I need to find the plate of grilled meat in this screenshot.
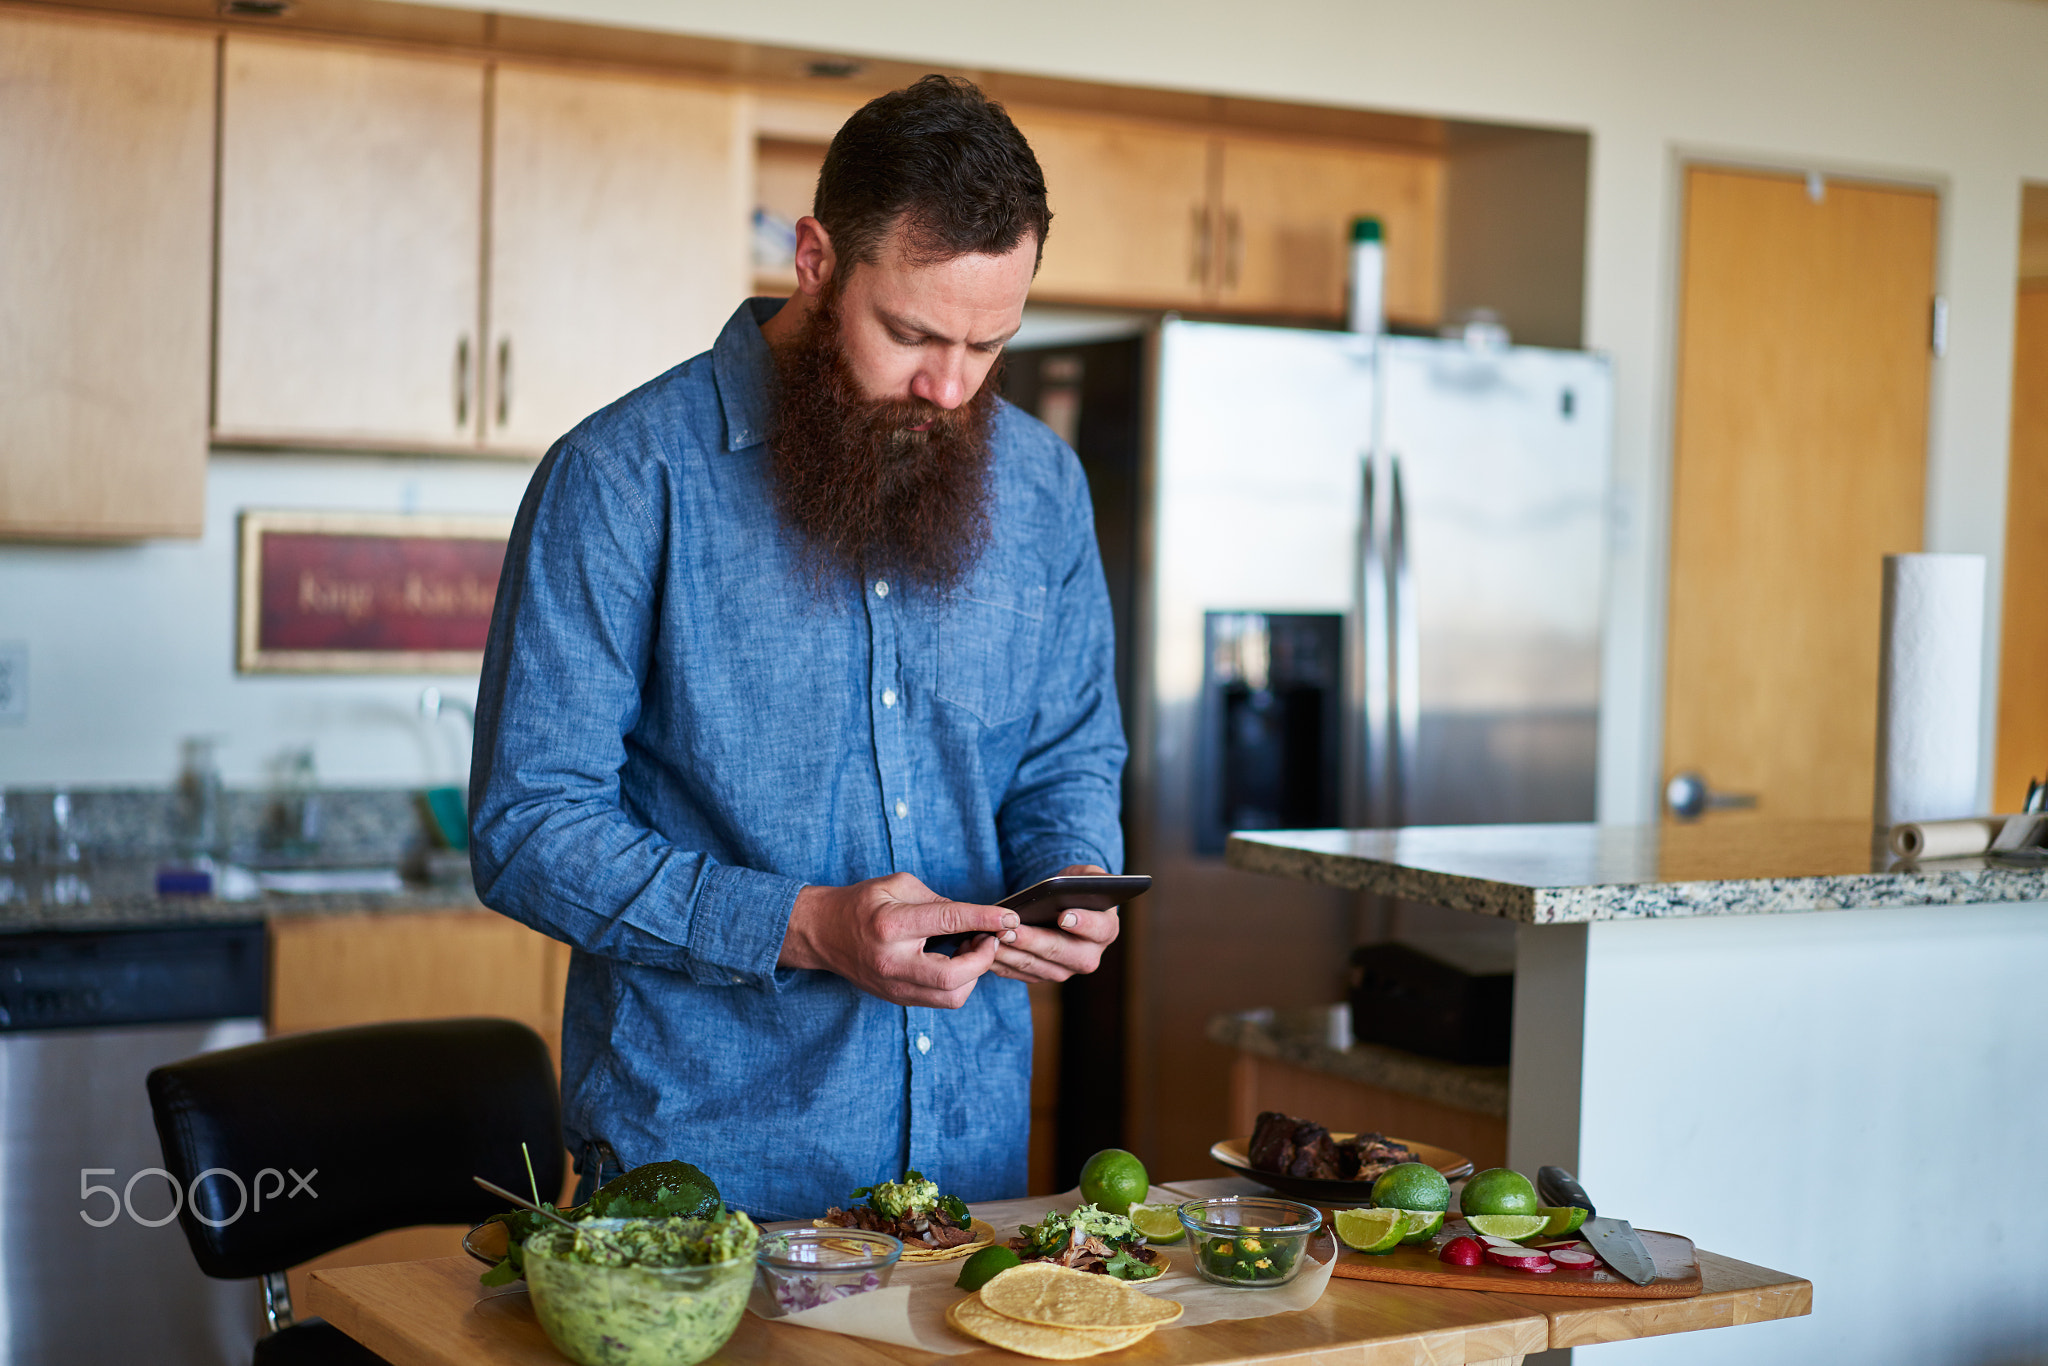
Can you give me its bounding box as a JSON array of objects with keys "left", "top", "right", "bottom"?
[{"left": 1211, "top": 1110, "right": 1475, "bottom": 1204}]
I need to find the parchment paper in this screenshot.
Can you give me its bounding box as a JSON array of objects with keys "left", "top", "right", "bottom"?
[{"left": 748, "top": 1188, "right": 1336, "bottom": 1355}]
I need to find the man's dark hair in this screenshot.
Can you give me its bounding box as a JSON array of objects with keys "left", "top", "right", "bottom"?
[{"left": 814, "top": 75, "right": 1051, "bottom": 274}]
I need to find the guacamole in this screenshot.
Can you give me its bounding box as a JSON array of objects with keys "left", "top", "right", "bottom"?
[
  {"left": 524, "top": 1214, "right": 759, "bottom": 1366},
  {"left": 850, "top": 1172, "right": 940, "bottom": 1221}
]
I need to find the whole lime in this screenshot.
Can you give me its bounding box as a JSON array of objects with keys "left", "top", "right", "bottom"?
[
  {"left": 1078, "top": 1148, "right": 1149, "bottom": 1216},
  {"left": 955, "top": 1244, "right": 1023, "bottom": 1291},
  {"left": 1369, "top": 1162, "right": 1451, "bottom": 1214},
  {"left": 1459, "top": 1168, "right": 1539, "bottom": 1218}
]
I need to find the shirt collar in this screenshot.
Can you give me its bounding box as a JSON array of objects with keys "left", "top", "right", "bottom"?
[{"left": 712, "top": 297, "right": 787, "bottom": 453}]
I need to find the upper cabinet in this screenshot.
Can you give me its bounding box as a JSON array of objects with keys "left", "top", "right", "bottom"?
[
  {"left": 216, "top": 40, "right": 746, "bottom": 457},
  {"left": 1006, "top": 111, "right": 1442, "bottom": 323},
  {"left": 1018, "top": 111, "right": 1214, "bottom": 310},
  {"left": 485, "top": 66, "right": 745, "bottom": 452},
  {"left": 216, "top": 39, "right": 485, "bottom": 451},
  {"left": 1215, "top": 135, "right": 1444, "bottom": 325},
  {"left": 0, "top": 11, "right": 215, "bottom": 540}
]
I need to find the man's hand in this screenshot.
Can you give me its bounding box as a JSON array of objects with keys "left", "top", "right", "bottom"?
[
  {"left": 990, "top": 863, "right": 1122, "bottom": 984},
  {"left": 779, "top": 872, "right": 1019, "bottom": 1009}
]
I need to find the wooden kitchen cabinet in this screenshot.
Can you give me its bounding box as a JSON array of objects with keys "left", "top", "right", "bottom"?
[
  {"left": 0, "top": 10, "right": 214, "bottom": 539},
  {"left": 217, "top": 41, "right": 746, "bottom": 456},
  {"left": 268, "top": 909, "right": 571, "bottom": 1065},
  {"left": 484, "top": 66, "right": 747, "bottom": 453},
  {"left": 1215, "top": 135, "right": 1444, "bottom": 325},
  {"left": 1014, "top": 110, "right": 1215, "bottom": 310},
  {"left": 216, "top": 38, "right": 485, "bottom": 451}
]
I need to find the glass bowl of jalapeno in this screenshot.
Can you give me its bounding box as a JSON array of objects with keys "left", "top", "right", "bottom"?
[{"left": 1177, "top": 1197, "right": 1323, "bottom": 1288}]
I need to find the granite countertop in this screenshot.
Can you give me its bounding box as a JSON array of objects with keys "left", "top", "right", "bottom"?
[
  {"left": 0, "top": 858, "right": 484, "bottom": 934},
  {"left": 1207, "top": 1006, "right": 1509, "bottom": 1118},
  {"left": 1227, "top": 820, "right": 2048, "bottom": 925}
]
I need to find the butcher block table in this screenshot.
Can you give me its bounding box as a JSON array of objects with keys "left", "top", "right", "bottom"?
[{"left": 301, "top": 1179, "right": 1808, "bottom": 1365}]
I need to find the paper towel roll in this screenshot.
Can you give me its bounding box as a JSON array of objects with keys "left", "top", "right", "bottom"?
[
  {"left": 1888, "top": 817, "right": 2003, "bottom": 860},
  {"left": 1873, "top": 554, "right": 1985, "bottom": 827}
]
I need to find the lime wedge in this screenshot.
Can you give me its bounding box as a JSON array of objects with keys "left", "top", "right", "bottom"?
[
  {"left": 1128, "top": 1203, "right": 1186, "bottom": 1244},
  {"left": 1334, "top": 1207, "right": 1406, "bottom": 1254},
  {"left": 1464, "top": 1214, "right": 1548, "bottom": 1242},
  {"left": 1537, "top": 1206, "right": 1588, "bottom": 1237},
  {"left": 1398, "top": 1209, "right": 1446, "bottom": 1245}
]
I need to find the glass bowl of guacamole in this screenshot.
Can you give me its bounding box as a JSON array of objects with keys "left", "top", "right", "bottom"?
[{"left": 523, "top": 1212, "right": 759, "bottom": 1366}]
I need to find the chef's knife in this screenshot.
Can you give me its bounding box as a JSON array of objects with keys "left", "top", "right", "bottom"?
[{"left": 1535, "top": 1166, "right": 1656, "bottom": 1286}]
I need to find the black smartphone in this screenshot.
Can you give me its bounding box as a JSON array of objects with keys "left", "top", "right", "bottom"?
[
  {"left": 924, "top": 874, "right": 1150, "bottom": 953},
  {"left": 996, "top": 874, "right": 1151, "bottom": 925}
]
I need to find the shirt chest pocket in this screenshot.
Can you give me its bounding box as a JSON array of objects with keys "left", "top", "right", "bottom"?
[{"left": 933, "top": 575, "right": 1049, "bottom": 727}]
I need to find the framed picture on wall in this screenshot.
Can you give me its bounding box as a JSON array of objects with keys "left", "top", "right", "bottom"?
[{"left": 236, "top": 510, "right": 514, "bottom": 673}]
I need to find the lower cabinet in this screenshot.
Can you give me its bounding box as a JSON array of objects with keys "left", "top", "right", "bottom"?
[{"left": 269, "top": 907, "right": 572, "bottom": 1302}]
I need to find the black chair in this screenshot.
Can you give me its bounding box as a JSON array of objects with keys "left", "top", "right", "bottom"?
[{"left": 147, "top": 1017, "right": 565, "bottom": 1366}]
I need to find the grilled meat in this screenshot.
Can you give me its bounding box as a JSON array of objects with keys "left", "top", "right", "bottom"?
[
  {"left": 1249, "top": 1111, "right": 1414, "bottom": 1183},
  {"left": 823, "top": 1201, "right": 976, "bottom": 1250}
]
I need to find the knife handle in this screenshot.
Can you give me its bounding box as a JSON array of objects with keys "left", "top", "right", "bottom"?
[{"left": 1536, "top": 1166, "right": 1596, "bottom": 1216}]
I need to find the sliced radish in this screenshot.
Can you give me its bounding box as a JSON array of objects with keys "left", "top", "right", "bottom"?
[
  {"left": 1485, "top": 1246, "right": 1556, "bottom": 1272},
  {"left": 1549, "top": 1250, "right": 1597, "bottom": 1268},
  {"left": 1536, "top": 1240, "right": 1588, "bottom": 1252},
  {"left": 1438, "top": 1237, "right": 1484, "bottom": 1267},
  {"left": 1478, "top": 1235, "right": 1525, "bottom": 1248}
]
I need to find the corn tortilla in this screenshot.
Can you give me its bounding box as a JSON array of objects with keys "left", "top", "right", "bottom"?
[
  {"left": 946, "top": 1295, "right": 1156, "bottom": 1358},
  {"left": 809, "top": 1217, "right": 995, "bottom": 1263},
  {"left": 979, "top": 1261, "right": 1184, "bottom": 1328}
]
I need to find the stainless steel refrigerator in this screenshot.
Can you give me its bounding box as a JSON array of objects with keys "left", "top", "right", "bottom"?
[{"left": 1005, "top": 318, "right": 1612, "bottom": 1179}]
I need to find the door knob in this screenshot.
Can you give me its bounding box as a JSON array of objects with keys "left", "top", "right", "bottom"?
[{"left": 1665, "top": 771, "right": 1759, "bottom": 820}]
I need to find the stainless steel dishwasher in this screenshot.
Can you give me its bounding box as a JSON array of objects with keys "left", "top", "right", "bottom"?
[{"left": 0, "top": 923, "right": 266, "bottom": 1365}]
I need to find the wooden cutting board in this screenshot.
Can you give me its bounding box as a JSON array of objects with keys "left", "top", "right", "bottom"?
[{"left": 1333, "top": 1223, "right": 1702, "bottom": 1298}]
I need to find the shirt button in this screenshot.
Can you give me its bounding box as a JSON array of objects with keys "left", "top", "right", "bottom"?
[
  {"left": 874, "top": 580, "right": 889, "bottom": 598},
  {"left": 730, "top": 974, "right": 744, "bottom": 985},
  {"left": 894, "top": 799, "right": 908, "bottom": 818},
  {"left": 882, "top": 689, "right": 897, "bottom": 708},
  {"left": 916, "top": 1034, "right": 931, "bottom": 1054}
]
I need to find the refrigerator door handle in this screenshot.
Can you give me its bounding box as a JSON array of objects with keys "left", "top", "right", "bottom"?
[
  {"left": 1389, "top": 452, "right": 1419, "bottom": 826},
  {"left": 1352, "top": 456, "right": 1388, "bottom": 826}
]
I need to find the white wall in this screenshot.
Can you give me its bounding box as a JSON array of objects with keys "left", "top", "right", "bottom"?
[
  {"left": 0, "top": 455, "right": 534, "bottom": 787},
  {"left": 414, "top": 0, "right": 2048, "bottom": 820}
]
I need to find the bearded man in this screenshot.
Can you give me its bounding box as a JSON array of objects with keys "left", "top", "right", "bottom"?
[{"left": 470, "top": 75, "right": 1125, "bottom": 1219}]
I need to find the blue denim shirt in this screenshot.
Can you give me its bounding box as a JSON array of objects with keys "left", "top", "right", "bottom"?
[{"left": 470, "top": 299, "right": 1125, "bottom": 1220}]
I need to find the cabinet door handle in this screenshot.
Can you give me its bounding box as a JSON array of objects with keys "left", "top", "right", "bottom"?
[
  {"left": 454, "top": 335, "right": 472, "bottom": 428},
  {"left": 495, "top": 338, "right": 512, "bottom": 427},
  {"left": 1190, "top": 204, "right": 1211, "bottom": 287},
  {"left": 1222, "top": 209, "right": 1243, "bottom": 290}
]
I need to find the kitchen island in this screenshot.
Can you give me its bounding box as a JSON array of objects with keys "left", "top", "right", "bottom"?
[{"left": 1229, "top": 821, "right": 2048, "bottom": 1365}]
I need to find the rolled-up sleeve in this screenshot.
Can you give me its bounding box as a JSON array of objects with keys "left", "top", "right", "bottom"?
[
  {"left": 469, "top": 439, "right": 802, "bottom": 989},
  {"left": 995, "top": 452, "right": 1127, "bottom": 886}
]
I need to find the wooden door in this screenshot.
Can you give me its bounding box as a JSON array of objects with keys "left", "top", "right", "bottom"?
[
  {"left": 1216, "top": 135, "right": 1443, "bottom": 325},
  {"left": 1663, "top": 167, "right": 1937, "bottom": 820},
  {"left": 215, "top": 38, "right": 484, "bottom": 450},
  {"left": 0, "top": 11, "right": 214, "bottom": 539},
  {"left": 486, "top": 66, "right": 746, "bottom": 454},
  {"left": 1995, "top": 277, "right": 2048, "bottom": 808},
  {"left": 1009, "top": 109, "right": 1212, "bottom": 309}
]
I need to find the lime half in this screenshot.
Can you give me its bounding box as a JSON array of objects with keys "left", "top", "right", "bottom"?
[
  {"left": 1537, "top": 1206, "right": 1589, "bottom": 1237},
  {"left": 1334, "top": 1207, "right": 1407, "bottom": 1254},
  {"left": 1464, "top": 1213, "right": 1548, "bottom": 1242},
  {"left": 1128, "top": 1203, "right": 1186, "bottom": 1244},
  {"left": 1398, "top": 1210, "right": 1446, "bottom": 1245}
]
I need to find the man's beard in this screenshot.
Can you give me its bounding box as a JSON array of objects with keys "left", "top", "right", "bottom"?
[{"left": 768, "top": 286, "right": 997, "bottom": 596}]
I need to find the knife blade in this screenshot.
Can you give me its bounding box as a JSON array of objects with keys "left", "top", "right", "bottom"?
[{"left": 1534, "top": 1167, "right": 1656, "bottom": 1285}]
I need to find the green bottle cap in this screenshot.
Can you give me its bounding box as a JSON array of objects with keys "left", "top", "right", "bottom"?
[{"left": 1351, "top": 217, "right": 1383, "bottom": 243}]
